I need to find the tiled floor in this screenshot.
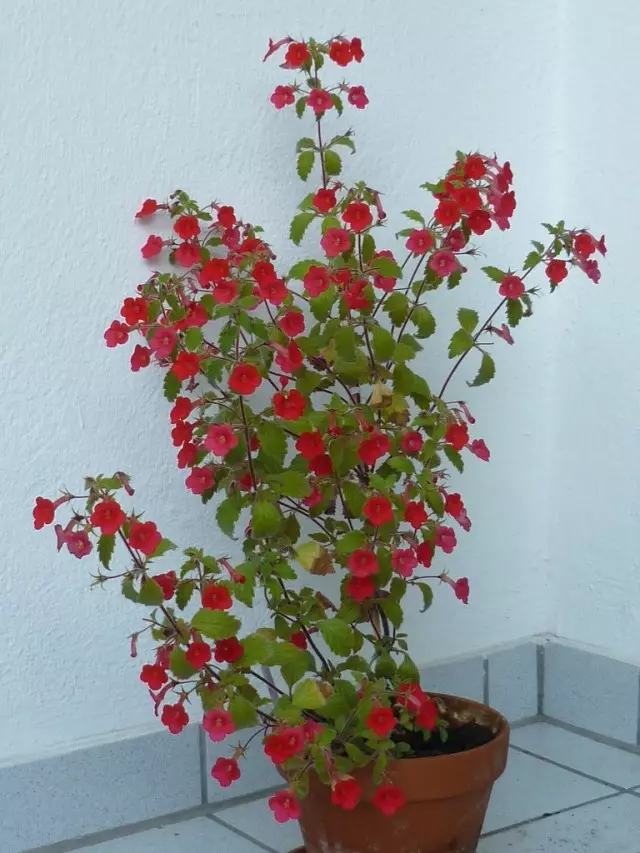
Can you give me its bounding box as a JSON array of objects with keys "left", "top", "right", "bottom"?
[{"left": 68, "top": 722, "right": 640, "bottom": 853}]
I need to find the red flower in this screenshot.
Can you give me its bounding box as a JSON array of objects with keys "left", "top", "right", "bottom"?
[
  {"left": 373, "top": 785, "right": 406, "bottom": 817},
  {"left": 129, "top": 520, "right": 162, "bottom": 556},
  {"left": 329, "top": 39, "right": 353, "bottom": 66},
  {"left": 546, "top": 259, "right": 568, "bottom": 285},
  {"left": 185, "top": 466, "right": 214, "bottom": 495},
  {"left": 347, "top": 85, "right": 369, "bottom": 109},
  {"left": 445, "top": 228, "right": 467, "bottom": 252},
  {"left": 172, "top": 420, "right": 193, "bottom": 446},
  {"left": 405, "top": 229, "right": 434, "bottom": 255},
  {"left": 453, "top": 186, "right": 482, "bottom": 214},
  {"left": 574, "top": 232, "right": 596, "bottom": 258},
  {"left": 404, "top": 501, "right": 428, "bottom": 530},
  {"left": 172, "top": 351, "right": 201, "bottom": 381},
  {"left": 428, "top": 250, "right": 459, "bottom": 278},
  {"left": 347, "top": 549, "right": 379, "bottom": 578},
  {"left": 161, "top": 703, "right": 189, "bottom": 735},
  {"left": 130, "top": 345, "right": 151, "bottom": 372},
  {"left": 140, "top": 664, "right": 167, "bottom": 691},
  {"left": 211, "top": 757, "right": 241, "bottom": 788},
  {"left": 444, "top": 492, "right": 465, "bottom": 518},
  {"left": 202, "top": 583, "right": 232, "bottom": 611},
  {"left": 309, "top": 453, "right": 333, "bottom": 476},
  {"left": 343, "top": 279, "right": 371, "bottom": 311},
  {"left": 264, "top": 727, "right": 305, "bottom": 765},
  {"left": 213, "top": 279, "right": 239, "bottom": 304},
  {"left": 152, "top": 571, "right": 178, "bottom": 600},
  {"left": 331, "top": 777, "right": 361, "bottom": 811},
  {"left": 468, "top": 209, "right": 492, "bottom": 235},
  {"left": 204, "top": 424, "right": 239, "bottom": 457},
  {"left": 499, "top": 274, "right": 525, "bottom": 300},
  {"left": 66, "top": 531, "right": 92, "bottom": 559},
  {"left": 185, "top": 639, "right": 212, "bottom": 668},
  {"left": 214, "top": 637, "right": 244, "bottom": 663},
  {"left": 463, "top": 154, "right": 486, "bottom": 180},
  {"left": 417, "top": 698, "right": 439, "bottom": 730},
  {"left": 372, "top": 249, "right": 399, "bottom": 292},
  {"left": 445, "top": 422, "right": 469, "bottom": 451},
  {"left": 141, "top": 235, "right": 163, "bottom": 259},
  {"left": 33, "top": 497, "right": 55, "bottom": 530},
  {"left": 279, "top": 310, "right": 305, "bottom": 337},
  {"left": 200, "top": 257, "right": 230, "bottom": 285},
  {"left": 229, "top": 363, "right": 262, "bottom": 395},
  {"left": 346, "top": 575, "right": 376, "bottom": 601},
  {"left": 90, "top": 499, "right": 126, "bottom": 535},
  {"left": 258, "top": 277, "right": 288, "bottom": 305},
  {"left": 401, "top": 431, "right": 423, "bottom": 453},
  {"left": 275, "top": 341, "right": 304, "bottom": 373},
  {"left": 342, "top": 202, "right": 373, "bottom": 232},
  {"left": 283, "top": 41, "right": 310, "bottom": 68},
  {"left": 416, "top": 541, "right": 434, "bottom": 567},
  {"left": 307, "top": 88, "right": 333, "bottom": 115},
  {"left": 175, "top": 242, "right": 201, "bottom": 268},
  {"left": 269, "top": 790, "right": 301, "bottom": 824},
  {"left": 104, "top": 320, "right": 129, "bottom": 348},
  {"left": 135, "top": 198, "right": 158, "bottom": 218},
  {"left": 366, "top": 706, "right": 396, "bottom": 737},
  {"left": 351, "top": 37, "right": 364, "bottom": 62},
  {"left": 270, "top": 85, "right": 295, "bottom": 109},
  {"left": 321, "top": 227, "right": 352, "bottom": 258},
  {"left": 435, "top": 525, "right": 457, "bottom": 554},
  {"left": 303, "top": 265, "right": 331, "bottom": 297},
  {"left": 363, "top": 495, "right": 394, "bottom": 526},
  {"left": 170, "top": 397, "right": 193, "bottom": 423},
  {"left": 120, "top": 297, "right": 148, "bottom": 325},
  {"left": 296, "top": 431, "right": 325, "bottom": 460},
  {"left": 217, "top": 206, "right": 236, "bottom": 229},
  {"left": 150, "top": 326, "right": 177, "bottom": 357},
  {"left": 312, "top": 188, "right": 337, "bottom": 213},
  {"left": 290, "top": 631, "right": 308, "bottom": 650},
  {"left": 469, "top": 438, "right": 490, "bottom": 461},
  {"left": 392, "top": 547, "right": 418, "bottom": 578},
  {"left": 174, "top": 215, "right": 200, "bottom": 240},
  {"left": 203, "top": 709, "right": 235, "bottom": 742},
  {"left": 434, "top": 199, "right": 461, "bottom": 227},
  {"left": 273, "top": 390, "right": 306, "bottom": 420},
  {"left": 397, "top": 682, "right": 427, "bottom": 711},
  {"left": 177, "top": 442, "right": 198, "bottom": 469},
  {"left": 454, "top": 577, "right": 470, "bottom": 604},
  {"left": 252, "top": 260, "right": 277, "bottom": 285},
  {"left": 358, "top": 433, "right": 391, "bottom": 466}
]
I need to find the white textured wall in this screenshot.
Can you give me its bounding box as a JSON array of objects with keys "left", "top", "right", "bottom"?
[{"left": 2, "top": 0, "right": 572, "bottom": 759}]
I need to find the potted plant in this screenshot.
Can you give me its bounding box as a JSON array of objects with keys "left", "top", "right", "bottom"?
[{"left": 34, "top": 35, "right": 605, "bottom": 853}]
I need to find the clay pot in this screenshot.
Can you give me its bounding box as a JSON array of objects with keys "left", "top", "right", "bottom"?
[{"left": 292, "top": 694, "right": 509, "bottom": 853}]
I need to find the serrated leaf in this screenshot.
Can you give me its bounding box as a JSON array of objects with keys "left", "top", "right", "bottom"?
[
  {"left": 482, "top": 266, "right": 506, "bottom": 283},
  {"left": 380, "top": 597, "right": 403, "bottom": 628},
  {"left": 288, "top": 259, "right": 314, "bottom": 280},
  {"left": 324, "top": 149, "right": 342, "bottom": 176},
  {"left": 292, "top": 678, "right": 326, "bottom": 710},
  {"left": 371, "top": 256, "right": 402, "bottom": 278},
  {"left": 229, "top": 695, "right": 259, "bottom": 729},
  {"left": 383, "top": 292, "right": 409, "bottom": 326},
  {"left": 121, "top": 577, "right": 138, "bottom": 603},
  {"left": 416, "top": 582, "right": 434, "bottom": 613},
  {"left": 402, "top": 209, "right": 426, "bottom": 226},
  {"left": 457, "top": 307, "right": 479, "bottom": 334},
  {"left": 296, "top": 137, "right": 316, "bottom": 152},
  {"left": 329, "top": 93, "right": 343, "bottom": 116},
  {"left": 386, "top": 456, "right": 414, "bottom": 475},
  {"left": 443, "top": 444, "right": 464, "bottom": 473},
  {"left": 297, "top": 150, "right": 315, "bottom": 181},
  {"left": 342, "top": 481, "right": 365, "bottom": 517},
  {"left": 411, "top": 306, "right": 436, "bottom": 339},
  {"left": 241, "top": 632, "right": 276, "bottom": 666},
  {"left": 371, "top": 326, "right": 396, "bottom": 361},
  {"left": 361, "top": 233, "right": 375, "bottom": 263},
  {"left": 176, "top": 580, "right": 195, "bottom": 610},
  {"left": 184, "top": 327, "right": 203, "bottom": 351},
  {"left": 448, "top": 328, "right": 475, "bottom": 358},
  {"left": 169, "top": 647, "right": 198, "bottom": 678},
  {"left": 523, "top": 251, "right": 541, "bottom": 272},
  {"left": 251, "top": 501, "right": 282, "bottom": 538},
  {"left": 336, "top": 529, "right": 367, "bottom": 555},
  {"left": 268, "top": 471, "right": 311, "bottom": 499},
  {"left": 163, "top": 370, "right": 181, "bottom": 402},
  {"left": 310, "top": 287, "right": 336, "bottom": 321},
  {"left": 289, "top": 212, "right": 315, "bottom": 246},
  {"left": 506, "top": 298, "right": 523, "bottom": 327},
  {"left": 218, "top": 324, "right": 237, "bottom": 355},
  {"left": 191, "top": 608, "right": 240, "bottom": 640},
  {"left": 138, "top": 577, "right": 164, "bottom": 606},
  {"left": 532, "top": 240, "right": 545, "bottom": 253},
  {"left": 150, "top": 538, "right": 177, "bottom": 559},
  {"left": 330, "top": 134, "right": 355, "bottom": 153},
  {"left": 318, "top": 619, "right": 353, "bottom": 656},
  {"left": 216, "top": 493, "right": 243, "bottom": 538},
  {"left": 258, "top": 421, "right": 287, "bottom": 462},
  {"left": 98, "top": 534, "right": 115, "bottom": 570},
  {"left": 295, "top": 96, "right": 307, "bottom": 118},
  {"left": 468, "top": 351, "right": 496, "bottom": 387}
]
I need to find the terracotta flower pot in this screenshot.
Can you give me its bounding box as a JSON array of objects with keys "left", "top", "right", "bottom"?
[{"left": 291, "top": 694, "right": 509, "bottom": 853}]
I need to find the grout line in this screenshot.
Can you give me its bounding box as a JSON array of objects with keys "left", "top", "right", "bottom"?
[
  {"left": 536, "top": 641, "right": 545, "bottom": 715},
  {"left": 541, "top": 714, "right": 640, "bottom": 756},
  {"left": 208, "top": 814, "right": 281, "bottom": 853},
  {"left": 210, "top": 784, "right": 283, "bottom": 814},
  {"left": 198, "top": 725, "right": 208, "bottom": 805},
  {"left": 636, "top": 670, "right": 640, "bottom": 747},
  {"left": 483, "top": 656, "right": 490, "bottom": 706},
  {"left": 511, "top": 714, "right": 545, "bottom": 729},
  {"left": 481, "top": 790, "right": 623, "bottom": 838},
  {"left": 509, "top": 744, "right": 625, "bottom": 791}
]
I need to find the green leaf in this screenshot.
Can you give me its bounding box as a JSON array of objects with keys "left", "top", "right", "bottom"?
[
  {"left": 380, "top": 597, "right": 403, "bottom": 628},
  {"left": 296, "top": 137, "right": 316, "bottom": 152},
  {"left": 373, "top": 752, "right": 388, "bottom": 783},
  {"left": 169, "top": 647, "right": 198, "bottom": 679},
  {"left": 292, "top": 678, "right": 326, "bottom": 710},
  {"left": 506, "top": 298, "right": 523, "bottom": 327},
  {"left": 121, "top": 577, "right": 138, "bottom": 603},
  {"left": 289, "top": 212, "right": 315, "bottom": 246},
  {"left": 457, "top": 307, "right": 479, "bottom": 334},
  {"left": 251, "top": 501, "right": 282, "bottom": 538},
  {"left": 310, "top": 286, "right": 336, "bottom": 322},
  {"left": 176, "top": 580, "right": 195, "bottom": 610},
  {"left": 138, "top": 577, "right": 164, "bottom": 606},
  {"left": 371, "top": 326, "right": 396, "bottom": 361},
  {"left": 397, "top": 654, "right": 420, "bottom": 682},
  {"left": 468, "top": 351, "right": 496, "bottom": 387},
  {"left": 98, "top": 534, "right": 115, "bottom": 570},
  {"left": 330, "top": 134, "right": 355, "bottom": 153},
  {"left": 329, "top": 93, "right": 343, "bottom": 116},
  {"left": 150, "top": 538, "right": 177, "bottom": 559},
  {"left": 268, "top": 471, "right": 311, "bottom": 499},
  {"left": 402, "top": 209, "right": 426, "bottom": 226},
  {"left": 361, "top": 233, "right": 375, "bottom": 263},
  {"left": 297, "top": 150, "right": 315, "bottom": 181},
  {"left": 218, "top": 324, "right": 237, "bottom": 355},
  {"left": 448, "top": 328, "right": 475, "bottom": 358},
  {"left": 335, "top": 326, "right": 359, "bottom": 361},
  {"left": 443, "top": 444, "right": 464, "bottom": 473},
  {"left": 411, "top": 306, "right": 436, "bottom": 339},
  {"left": 383, "top": 292, "right": 409, "bottom": 326},
  {"left": 324, "top": 149, "right": 342, "bottom": 176},
  {"left": 342, "top": 481, "right": 365, "bottom": 517},
  {"left": 241, "top": 633, "right": 276, "bottom": 666},
  {"left": 416, "top": 582, "right": 434, "bottom": 612},
  {"left": 319, "top": 618, "right": 353, "bottom": 656},
  {"left": 371, "top": 256, "right": 402, "bottom": 278},
  {"left": 336, "top": 529, "right": 367, "bottom": 555},
  {"left": 482, "top": 266, "right": 506, "bottom": 283},
  {"left": 216, "top": 493, "right": 243, "bottom": 538},
  {"left": 523, "top": 251, "right": 541, "bottom": 271},
  {"left": 329, "top": 437, "right": 358, "bottom": 477},
  {"left": 191, "top": 608, "right": 241, "bottom": 640},
  {"left": 258, "top": 422, "right": 287, "bottom": 462},
  {"left": 295, "top": 96, "right": 307, "bottom": 118},
  {"left": 532, "top": 240, "right": 545, "bottom": 253},
  {"left": 163, "top": 370, "right": 181, "bottom": 402},
  {"left": 184, "top": 327, "right": 203, "bottom": 351},
  {"left": 287, "top": 259, "right": 314, "bottom": 280},
  {"left": 386, "top": 456, "right": 414, "bottom": 475},
  {"left": 229, "top": 695, "right": 259, "bottom": 729}
]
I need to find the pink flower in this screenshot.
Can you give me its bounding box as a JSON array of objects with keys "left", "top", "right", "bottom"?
[
  {"left": 202, "top": 709, "right": 235, "bottom": 743},
  {"left": 405, "top": 229, "right": 434, "bottom": 255},
  {"left": 150, "top": 326, "right": 177, "bottom": 358},
  {"left": 320, "top": 228, "right": 352, "bottom": 258},
  {"left": 270, "top": 85, "right": 295, "bottom": 109},
  {"left": 401, "top": 431, "right": 423, "bottom": 453},
  {"left": 499, "top": 274, "right": 525, "bottom": 300},
  {"left": 185, "top": 467, "right": 214, "bottom": 495},
  {"left": 141, "top": 235, "right": 163, "bottom": 259},
  {"left": 490, "top": 323, "right": 515, "bottom": 345},
  {"left": 428, "top": 250, "right": 459, "bottom": 278},
  {"left": 307, "top": 88, "right": 333, "bottom": 115},
  {"left": 303, "top": 265, "right": 331, "bottom": 297},
  {"left": 348, "top": 85, "right": 369, "bottom": 109},
  {"left": 204, "top": 424, "right": 239, "bottom": 457},
  {"left": 211, "top": 757, "right": 241, "bottom": 788},
  {"left": 66, "top": 530, "right": 92, "bottom": 559},
  {"left": 347, "top": 549, "right": 379, "bottom": 578},
  {"left": 454, "top": 577, "right": 470, "bottom": 604},
  {"left": 269, "top": 790, "right": 301, "bottom": 823},
  {"left": 469, "top": 439, "right": 491, "bottom": 461},
  {"left": 392, "top": 548, "right": 418, "bottom": 578},
  {"left": 435, "top": 525, "right": 457, "bottom": 554}
]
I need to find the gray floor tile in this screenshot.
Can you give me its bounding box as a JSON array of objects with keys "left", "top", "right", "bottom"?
[
  {"left": 488, "top": 642, "right": 539, "bottom": 722},
  {"left": 478, "top": 793, "right": 640, "bottom": 851},
  {"left": 74, "top": 818, "right": 265, "bottom": 852},
  {"left": 483, "top": 749, "right": 612, "bottom": 833},
  {"left": 512, "top": 722, "right": 640, "bottom": 789},
  {"left": 217, "top": 797, "right": 303, "bottom": 853}
]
